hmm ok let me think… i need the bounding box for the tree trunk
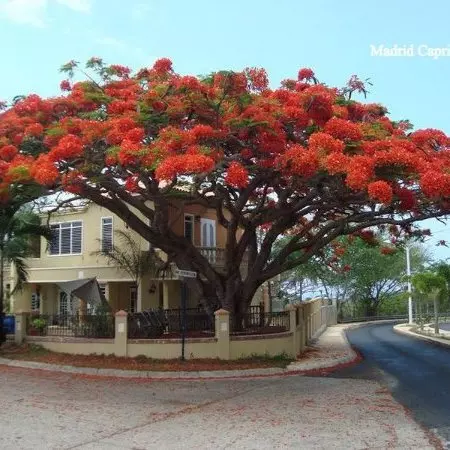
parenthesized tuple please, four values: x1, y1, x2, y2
(221, 280, 258, 332)
(365, 300, 378, 318)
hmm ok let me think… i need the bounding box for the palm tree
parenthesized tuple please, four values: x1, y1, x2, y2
(0, 206, 52, 343)
(412, 271, 448, 334)
(92, 229, 164, 294)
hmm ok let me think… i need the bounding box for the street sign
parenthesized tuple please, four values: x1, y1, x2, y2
(174, 268, 197, 278)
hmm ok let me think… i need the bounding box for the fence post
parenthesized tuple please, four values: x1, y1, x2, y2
(286, 305, 298, 358)
(14, 311, 28, 345)
(215, 309, 230, 360)
(114, 310, 128, 357)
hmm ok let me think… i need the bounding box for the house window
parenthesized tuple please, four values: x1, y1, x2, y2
(31, 292, 40, 312)
(184, 214, 194, 243)
(129, 286, 137, 313)
(50, 221, 82, 255)
(59, 291, 73, 315)
(101, 217, 113, 252)
(99, 284, 107, 299)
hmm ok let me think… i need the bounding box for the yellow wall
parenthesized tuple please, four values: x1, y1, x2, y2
(26, 203, 144, 283)
(230, 333, 294, 359)
(127, 338, 217, 359)
(27, 337, 116, 355)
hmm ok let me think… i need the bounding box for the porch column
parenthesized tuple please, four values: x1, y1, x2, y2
(104, 283, 110, 301)
(163, 281, 170, 310)
(137, 283, 142, 312)
(15, 311, 28, 344)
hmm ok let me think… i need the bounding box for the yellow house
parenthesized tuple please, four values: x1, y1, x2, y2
(10, 201, 259, 315)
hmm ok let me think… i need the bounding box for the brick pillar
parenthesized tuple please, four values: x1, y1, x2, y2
(15, 311, 28, 345)
(114, 310, 128, 357)
(215, 309, 230, 360)
(286, 304, 298, 358)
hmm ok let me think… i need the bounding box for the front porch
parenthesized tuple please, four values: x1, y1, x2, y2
(11, 278, 205, 315)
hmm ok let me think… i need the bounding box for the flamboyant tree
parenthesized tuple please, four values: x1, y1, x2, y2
(0, 58, 449, 314)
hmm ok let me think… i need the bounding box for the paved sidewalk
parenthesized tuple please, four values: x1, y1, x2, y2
(0, 326, 359, 380)
(287, 324, 358, 372)
(394, 323, 450, 348)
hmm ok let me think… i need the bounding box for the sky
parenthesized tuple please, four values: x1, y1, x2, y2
(0, 0, 449, 261)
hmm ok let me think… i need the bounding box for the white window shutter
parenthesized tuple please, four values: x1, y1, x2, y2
(101, 217, 113, 252)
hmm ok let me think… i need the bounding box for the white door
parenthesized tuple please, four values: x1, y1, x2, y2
(200, 218, 216, 262)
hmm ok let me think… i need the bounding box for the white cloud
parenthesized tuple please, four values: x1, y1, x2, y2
(0, 0, 91, 27)
(56, 0, 91, 12)
(0, 0, 48, 27)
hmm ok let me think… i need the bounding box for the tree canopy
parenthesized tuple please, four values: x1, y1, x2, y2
(0, 58, 449, 312)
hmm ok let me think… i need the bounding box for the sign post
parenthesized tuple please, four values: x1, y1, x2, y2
(174, 268, 197, 360)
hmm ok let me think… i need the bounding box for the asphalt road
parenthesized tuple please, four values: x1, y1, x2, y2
(343, 323, 450, 447)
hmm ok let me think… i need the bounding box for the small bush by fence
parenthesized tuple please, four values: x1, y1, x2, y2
(27, 314, 115, 338)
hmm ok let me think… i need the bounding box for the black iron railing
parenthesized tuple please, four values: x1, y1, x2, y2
(164, 308, 215, 334)
(27, 314, 115, 338)
(128, 310, 166, 339)
(338, 314, 410, 323)
(230, 311, 290, 334)
(127, 308, 215, 339)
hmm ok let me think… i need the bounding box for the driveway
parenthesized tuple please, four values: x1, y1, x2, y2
(0, 362, 435, 449)
(343, 322, 450, 448)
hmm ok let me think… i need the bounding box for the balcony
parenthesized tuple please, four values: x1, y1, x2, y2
(155, 247, 249, 279)
(198, 247, 249, 268)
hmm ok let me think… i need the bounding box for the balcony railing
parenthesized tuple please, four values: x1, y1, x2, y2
(198, 247, 249, 266)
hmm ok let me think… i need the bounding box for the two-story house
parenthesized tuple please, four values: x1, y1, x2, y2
(10, 201, 263, 315)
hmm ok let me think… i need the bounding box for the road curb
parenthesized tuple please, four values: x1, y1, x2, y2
(0, 329, 362, 381)
(0, 353, 361, 380)
(393, 324, 450, 350)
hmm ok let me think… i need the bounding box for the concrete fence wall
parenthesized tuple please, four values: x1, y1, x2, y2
(14, 299, 336, 360)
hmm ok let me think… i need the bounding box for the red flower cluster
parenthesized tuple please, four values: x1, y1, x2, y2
(153, 58, 173, 74)
(30, 155, 59, 185)
(0, 144, 18, 161)
(245, 67, 269, 91)
(60, 80, 72, 91)
(298, 68, 315, 81)
(49, 134, 84, 161)
(367, 180, 393, 204)
(309, 132, 345, 154)
(225, 162, 249, 188)
(155, 154, 215, 181)
(281, 146, 318, 178)
(420, 171, 450, 198)
(323, 117, 362, 141)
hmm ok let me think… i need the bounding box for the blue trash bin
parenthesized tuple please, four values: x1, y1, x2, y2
(3, 315, 15, 334)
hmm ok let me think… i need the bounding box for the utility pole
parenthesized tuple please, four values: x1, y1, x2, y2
(406, 245, 413, 325)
